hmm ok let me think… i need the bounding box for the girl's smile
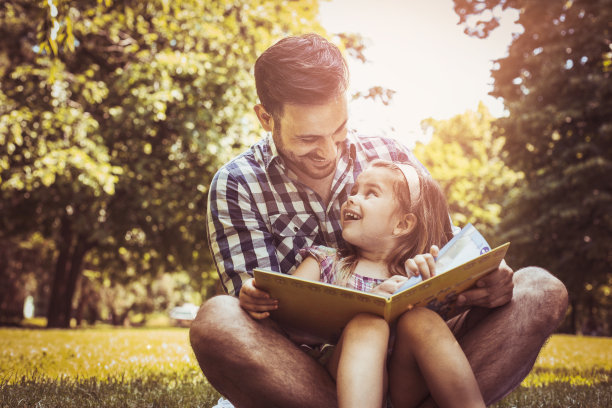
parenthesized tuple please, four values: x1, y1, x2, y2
(340, 166, 403, 256)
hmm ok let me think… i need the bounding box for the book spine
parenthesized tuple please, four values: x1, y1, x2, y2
(384, 297, 392, 322)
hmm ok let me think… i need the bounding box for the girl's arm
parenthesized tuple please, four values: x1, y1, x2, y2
(370, 245, 440, 297)
(291, 256, 322, 281)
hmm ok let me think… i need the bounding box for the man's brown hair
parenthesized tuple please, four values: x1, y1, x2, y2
(254, 33, 349, 120)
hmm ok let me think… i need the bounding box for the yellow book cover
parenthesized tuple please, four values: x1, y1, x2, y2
(253, 242, 509, 342)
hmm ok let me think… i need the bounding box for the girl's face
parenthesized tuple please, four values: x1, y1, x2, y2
(340, 166, 404, 253)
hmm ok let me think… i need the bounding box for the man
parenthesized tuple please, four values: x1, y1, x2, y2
(190, 33, 568, 407)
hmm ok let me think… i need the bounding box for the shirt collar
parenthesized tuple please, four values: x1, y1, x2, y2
(259, 132, 282, 170)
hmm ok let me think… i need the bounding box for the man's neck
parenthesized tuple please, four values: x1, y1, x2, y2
(286, 164, 336, 205)
(308, 173, 335, 205)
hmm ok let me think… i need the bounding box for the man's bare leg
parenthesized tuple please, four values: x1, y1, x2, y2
(189, 295, 337, 408)
(450, 267, 568, 405)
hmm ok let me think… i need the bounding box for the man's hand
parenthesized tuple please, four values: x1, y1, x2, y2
(456, 259, 514, 308)
(404, 245, 439, 280)
(239, 278, 278, 319)
(371, 275, 410, 297)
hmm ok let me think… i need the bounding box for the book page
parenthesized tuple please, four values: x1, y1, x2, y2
(387, 243, 509, 322)
(253, 241, 509, 341)
(435, 223, 491, 274)
(394, 224, 492, 294)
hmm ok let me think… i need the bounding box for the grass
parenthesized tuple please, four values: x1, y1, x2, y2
(0, 329, 610, 407)
(490, 334, 611, 408)
(0, 327, 220, 407)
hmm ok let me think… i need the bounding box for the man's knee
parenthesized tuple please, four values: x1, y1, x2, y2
(514, 267, 568, 330)
(189, 295, 242, 354)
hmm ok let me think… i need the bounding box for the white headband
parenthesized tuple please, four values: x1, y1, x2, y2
(395, 163, 421, 205)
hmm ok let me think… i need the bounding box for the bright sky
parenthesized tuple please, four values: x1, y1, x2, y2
(318, 0, 522, 147)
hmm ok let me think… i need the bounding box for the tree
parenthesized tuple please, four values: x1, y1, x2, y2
(414, 103, 522, 242)
(0, 0, 331, 327)
(0, 233, 54, 323)
(454, 0, 612, 334)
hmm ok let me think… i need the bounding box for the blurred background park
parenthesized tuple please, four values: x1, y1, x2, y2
(2, 0, 609, 335)
(1, 0, 611, 406)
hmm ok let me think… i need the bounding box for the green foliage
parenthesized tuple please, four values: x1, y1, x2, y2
(414, 103, 522, 242)
(0, 233, 55, 324)
(0, 0, 331, 326)
(75, 271, 202, 326)
(453, 0, 612, 334)
(0, 330, 609, 407)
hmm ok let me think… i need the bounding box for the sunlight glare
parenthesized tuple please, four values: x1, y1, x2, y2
(319, 0, 521, 146)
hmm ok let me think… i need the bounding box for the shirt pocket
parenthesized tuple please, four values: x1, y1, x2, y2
(269, 213, 320, 269)
(269, 213, 320, 238)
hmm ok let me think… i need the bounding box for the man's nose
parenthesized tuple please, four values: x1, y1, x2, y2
(317, 137, 338, 161)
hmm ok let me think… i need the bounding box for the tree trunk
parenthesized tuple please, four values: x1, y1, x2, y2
(47, 217, 72, 328)
(47, 217, 90, 328)
(570, 298, 577, 334)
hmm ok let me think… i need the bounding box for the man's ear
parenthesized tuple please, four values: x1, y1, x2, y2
(393, 213, 417, 236)
(254, 104, 274, 132)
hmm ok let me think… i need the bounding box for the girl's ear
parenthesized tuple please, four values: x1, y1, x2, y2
(254, 104, 275, 132)
(393, 213, 417, 236)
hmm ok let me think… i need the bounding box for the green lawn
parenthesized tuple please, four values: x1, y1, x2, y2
(0, 328, 609, 407)
(490, 334, 611, 408)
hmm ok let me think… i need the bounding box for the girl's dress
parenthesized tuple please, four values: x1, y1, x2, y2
(299, 245, 386, 293)
(296, 245, 389, 365)
(298, 245, 397, 408)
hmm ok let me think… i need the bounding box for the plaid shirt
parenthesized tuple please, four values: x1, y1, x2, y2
(207, 130, 421, 296)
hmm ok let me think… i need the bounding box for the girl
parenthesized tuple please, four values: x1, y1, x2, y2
(241, 159, 485, 408)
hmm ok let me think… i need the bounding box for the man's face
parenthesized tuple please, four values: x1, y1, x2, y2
(272, 94, 348, 183)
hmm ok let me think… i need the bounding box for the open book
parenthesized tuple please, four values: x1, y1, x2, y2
(254, 225, 509, 342)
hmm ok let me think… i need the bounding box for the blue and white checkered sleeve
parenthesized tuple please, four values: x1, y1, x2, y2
(207, 167, 279, 297)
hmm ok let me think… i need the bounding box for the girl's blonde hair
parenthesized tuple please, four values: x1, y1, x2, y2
(337, 159, 454, 284)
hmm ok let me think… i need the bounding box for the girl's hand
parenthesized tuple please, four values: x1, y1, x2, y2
(371, 275, 409, 297)
(404, 245, 439, 280)
(239, 278, 278, 319)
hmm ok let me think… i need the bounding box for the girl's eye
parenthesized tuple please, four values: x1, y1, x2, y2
(366, 190, 377, 198)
